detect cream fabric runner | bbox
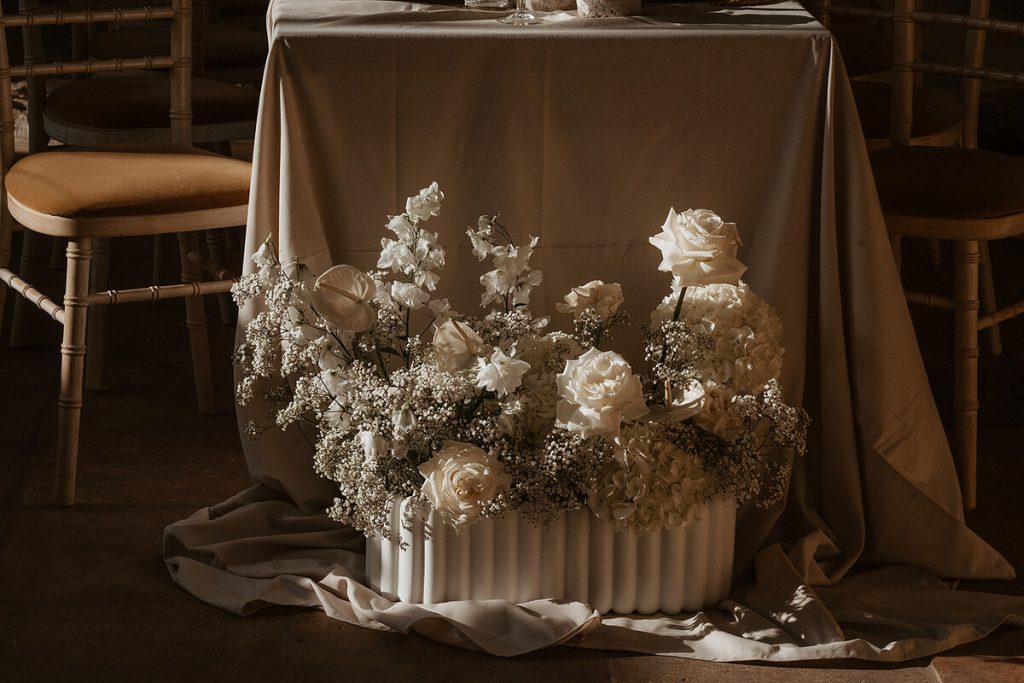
[165,0,1023,659]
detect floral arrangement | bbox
[233,183,807,537]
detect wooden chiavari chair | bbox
[823,0,1024,509]
[0,0,252,506]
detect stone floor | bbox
[0,233,1022,681]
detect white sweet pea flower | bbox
[556,280,624,319]
[312,265,377,333]
[433,319,488,371]
[406,181,444,222]
[390,281,430,310]
[467,228,492,261]
[476,347,531,397]
[418,441,510,531]
[386,214,417,241]
[649,208,747,287]
[555,348,648,438]
[511,269,543,307]
[377,238,417,274]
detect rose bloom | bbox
[312,264,377,333]
[556,280,624,319]
[432,319,488,372]
[648,208,747,287]
[556,348,648,438]
[419,441,510,530]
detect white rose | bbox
[312,265,377,333]
[555,348,648,438]
[556,280,624,319]
[432,319,488,372]
[649,208,747,287]
[419,441,510,530]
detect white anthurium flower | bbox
[406,181,444,222]
[555,347,648,438]
[312,265,377,333]
[556,280,624,319]
[649,208,747,287]
[390,281,430,310]
[418,441,510,531]
[648,379,706,422]
[476,347,531,397]
[433,319,488,371]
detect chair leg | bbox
[57,237,93,507]
[152,234,165,286]
[0,213,11,331]
[10,231,51,347]
[978,241,1002,357]
[178,232,216,414]
[85,238,111,392]
[953,239,980,511]
[205,229,236,325]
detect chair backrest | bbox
[0,0,194,181]
[812,1,1024,150]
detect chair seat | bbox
[45,75,258,131]
[6,146,251,237]
[89,22,267,70]
[870,146,1024,240]
[853,81,964,142]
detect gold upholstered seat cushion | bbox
[852,82,964,142]
[5,146,251,233]
[89,22,267,70]
[45,75,259,131]
[870,146,1024,239]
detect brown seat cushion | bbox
[852,81,964,142]
[45,75,258,130]
[832,20,891,79]
[870,146,1024,226]
[89,22,267,70]
[6,146,251,220]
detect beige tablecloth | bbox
[164,0,1023,660]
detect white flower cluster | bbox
[468,215,543,309]
[233,191,806,538]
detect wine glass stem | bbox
[516,0,525,11]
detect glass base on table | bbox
[465,0,510,7]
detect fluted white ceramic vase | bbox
[366,496,735,614]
